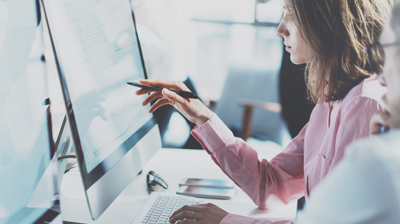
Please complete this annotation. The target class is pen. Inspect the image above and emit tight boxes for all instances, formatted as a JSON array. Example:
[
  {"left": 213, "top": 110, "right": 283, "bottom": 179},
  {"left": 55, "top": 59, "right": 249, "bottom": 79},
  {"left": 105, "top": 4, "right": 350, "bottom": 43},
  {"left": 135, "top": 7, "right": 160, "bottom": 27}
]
[{"left": 127, "top": 82, "right": 199, "bottom": 99}]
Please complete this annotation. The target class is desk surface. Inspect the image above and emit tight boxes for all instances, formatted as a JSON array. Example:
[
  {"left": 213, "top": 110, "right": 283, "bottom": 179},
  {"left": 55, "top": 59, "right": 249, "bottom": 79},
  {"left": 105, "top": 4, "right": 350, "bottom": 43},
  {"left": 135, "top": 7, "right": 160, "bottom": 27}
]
[{"left": 61, "top": 148, "right": 296, "bottom": 223}]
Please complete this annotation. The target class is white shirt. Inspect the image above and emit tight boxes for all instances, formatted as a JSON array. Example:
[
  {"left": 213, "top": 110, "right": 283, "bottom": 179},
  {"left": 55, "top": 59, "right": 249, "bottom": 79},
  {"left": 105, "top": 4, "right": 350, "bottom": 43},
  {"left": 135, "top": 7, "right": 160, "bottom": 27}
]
[{"left": 297, "top": 129, "right": 400, "bottom": 224}]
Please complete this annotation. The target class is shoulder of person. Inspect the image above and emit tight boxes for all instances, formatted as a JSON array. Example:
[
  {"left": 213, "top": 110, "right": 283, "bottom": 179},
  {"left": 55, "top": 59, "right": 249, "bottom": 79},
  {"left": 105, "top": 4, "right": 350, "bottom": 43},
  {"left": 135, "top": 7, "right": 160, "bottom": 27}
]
[
  {"left": 346, "top": 74, "right": 386, "bottom": 103},
  {"left": 345, "top": 130, "right": 400, "bottom": 171},
  {"left": 338, "top": 74, "right": 385, "bottom": 112}
]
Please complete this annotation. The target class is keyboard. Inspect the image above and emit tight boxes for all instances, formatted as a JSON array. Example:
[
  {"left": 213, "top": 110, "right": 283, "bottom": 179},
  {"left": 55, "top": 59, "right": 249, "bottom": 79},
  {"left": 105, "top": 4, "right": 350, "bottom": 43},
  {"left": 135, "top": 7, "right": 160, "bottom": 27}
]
[{"left": 132, "top": 192, "right": 204, "bottom": 224}]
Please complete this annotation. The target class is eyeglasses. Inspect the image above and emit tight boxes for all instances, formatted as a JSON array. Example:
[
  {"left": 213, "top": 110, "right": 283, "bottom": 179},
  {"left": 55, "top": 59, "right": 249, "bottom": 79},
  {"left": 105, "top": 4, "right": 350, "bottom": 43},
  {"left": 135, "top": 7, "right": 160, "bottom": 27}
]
[
  {"left": 365, "top": 41, "right": 400, "bottom": 74},
  {"left": 146, "top": 170, "right": 168, "bottom": 190}
]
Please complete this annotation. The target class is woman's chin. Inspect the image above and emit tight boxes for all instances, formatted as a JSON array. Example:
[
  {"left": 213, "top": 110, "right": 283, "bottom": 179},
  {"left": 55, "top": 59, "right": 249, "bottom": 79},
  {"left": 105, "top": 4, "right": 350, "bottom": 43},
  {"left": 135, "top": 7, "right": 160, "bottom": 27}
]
[{"left": 289, "top": 55, "right": 308, "bottom": 65}]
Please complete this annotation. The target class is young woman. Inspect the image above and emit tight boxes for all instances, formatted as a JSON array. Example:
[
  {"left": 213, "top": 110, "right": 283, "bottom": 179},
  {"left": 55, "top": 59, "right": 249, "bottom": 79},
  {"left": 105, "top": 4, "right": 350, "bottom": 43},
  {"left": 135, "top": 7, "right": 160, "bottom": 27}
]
[{"left": 136, "top": 0, "right": 392, "bottom": 223}]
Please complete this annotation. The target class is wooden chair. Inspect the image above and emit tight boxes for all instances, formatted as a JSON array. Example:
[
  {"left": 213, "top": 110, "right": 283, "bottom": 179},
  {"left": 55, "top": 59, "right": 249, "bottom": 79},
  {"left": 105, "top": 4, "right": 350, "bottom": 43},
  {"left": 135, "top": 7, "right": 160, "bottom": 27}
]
[
  {"left": 238, "top": 99, "right": 281, "bottom": 141},
  {"left": 213, "top": 64, "right": 287, "bottom": 145}
]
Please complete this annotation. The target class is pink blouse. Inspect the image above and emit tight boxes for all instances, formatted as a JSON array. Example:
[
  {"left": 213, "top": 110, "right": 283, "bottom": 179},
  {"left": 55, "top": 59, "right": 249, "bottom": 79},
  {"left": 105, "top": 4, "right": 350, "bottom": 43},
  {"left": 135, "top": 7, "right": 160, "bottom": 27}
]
[{"left": 191, "top": 75, "right": 385, "bottom": 224}]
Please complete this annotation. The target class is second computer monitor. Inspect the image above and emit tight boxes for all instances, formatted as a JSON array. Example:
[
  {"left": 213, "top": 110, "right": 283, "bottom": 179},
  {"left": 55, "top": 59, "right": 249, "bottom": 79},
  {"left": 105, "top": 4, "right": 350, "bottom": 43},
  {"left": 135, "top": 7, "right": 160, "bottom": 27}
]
[
  {"left": 42, "top": 0, "right": 161, "bottom": 220},
  {"left": 0, "top": 0, "right": 61, "bottom": 223}
]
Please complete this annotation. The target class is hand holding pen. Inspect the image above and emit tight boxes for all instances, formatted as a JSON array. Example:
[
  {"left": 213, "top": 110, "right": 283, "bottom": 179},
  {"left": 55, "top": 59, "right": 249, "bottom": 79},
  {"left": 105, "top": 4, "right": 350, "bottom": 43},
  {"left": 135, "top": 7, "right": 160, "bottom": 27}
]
[{"left": 133, "top": 79, "right": 214, "bottom": 126}]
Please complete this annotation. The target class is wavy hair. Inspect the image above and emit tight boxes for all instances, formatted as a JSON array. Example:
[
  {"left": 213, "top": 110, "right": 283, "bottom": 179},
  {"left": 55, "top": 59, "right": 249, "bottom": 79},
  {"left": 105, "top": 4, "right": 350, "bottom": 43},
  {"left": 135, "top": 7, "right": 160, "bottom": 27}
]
[{"left": 285, "top": 0, "right": 393, "bottom": 102}]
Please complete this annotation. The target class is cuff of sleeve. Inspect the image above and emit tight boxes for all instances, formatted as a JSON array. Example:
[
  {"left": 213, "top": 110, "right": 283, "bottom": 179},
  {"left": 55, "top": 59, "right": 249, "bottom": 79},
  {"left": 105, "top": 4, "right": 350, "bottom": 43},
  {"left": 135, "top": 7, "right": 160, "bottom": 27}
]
[
  {"left": 220, "top": 214, "right": 257, "bottom": 224},
  {"left": 191, "top": 115, "right": 236, "bottom": 153}
]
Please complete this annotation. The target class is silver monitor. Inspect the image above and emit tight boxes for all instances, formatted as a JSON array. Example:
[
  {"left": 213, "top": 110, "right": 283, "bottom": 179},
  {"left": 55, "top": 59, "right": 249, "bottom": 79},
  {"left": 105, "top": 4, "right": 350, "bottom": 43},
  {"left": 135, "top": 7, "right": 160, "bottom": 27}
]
[
  {"left": 0, "top": 0, "right": 61, "bottom": 223},
  {"left": 41, "top": 0, "right": 162, "bottom": 220}
]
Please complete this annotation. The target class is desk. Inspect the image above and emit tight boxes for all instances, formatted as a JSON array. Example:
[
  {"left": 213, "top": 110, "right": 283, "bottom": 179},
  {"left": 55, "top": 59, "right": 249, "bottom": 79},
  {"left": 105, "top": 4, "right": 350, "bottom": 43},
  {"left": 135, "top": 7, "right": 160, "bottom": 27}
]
[{"left": 61, "top": 148, "right": 296, "bottom": 223}]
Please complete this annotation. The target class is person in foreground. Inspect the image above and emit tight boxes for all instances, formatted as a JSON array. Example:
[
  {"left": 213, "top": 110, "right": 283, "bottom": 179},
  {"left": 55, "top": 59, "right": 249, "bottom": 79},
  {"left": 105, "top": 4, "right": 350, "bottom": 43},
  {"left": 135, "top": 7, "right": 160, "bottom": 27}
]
[
  {"left": 136, "top": 0, "right": 392, "bottom": 223},
  {"left": 295, "top": 2, "right": 400, "bottom": 222}
]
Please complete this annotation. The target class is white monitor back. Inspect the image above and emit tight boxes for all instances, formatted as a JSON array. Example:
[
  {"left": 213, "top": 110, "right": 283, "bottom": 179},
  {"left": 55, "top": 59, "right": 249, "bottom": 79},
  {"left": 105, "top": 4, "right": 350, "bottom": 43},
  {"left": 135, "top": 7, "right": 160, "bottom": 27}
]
[{"left": 86, "top": 125, "right": 161, "bottom": 219}]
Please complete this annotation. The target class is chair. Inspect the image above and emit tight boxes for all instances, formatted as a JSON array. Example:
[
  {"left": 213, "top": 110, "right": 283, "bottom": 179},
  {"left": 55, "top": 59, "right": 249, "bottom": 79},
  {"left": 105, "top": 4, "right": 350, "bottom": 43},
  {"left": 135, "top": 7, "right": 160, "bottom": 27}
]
[
  {"left": 213, "top": 63, "right": 288, "bottom": 146},
  {"left": 238, "top": 99, "right": 281, "bottom": 141}
]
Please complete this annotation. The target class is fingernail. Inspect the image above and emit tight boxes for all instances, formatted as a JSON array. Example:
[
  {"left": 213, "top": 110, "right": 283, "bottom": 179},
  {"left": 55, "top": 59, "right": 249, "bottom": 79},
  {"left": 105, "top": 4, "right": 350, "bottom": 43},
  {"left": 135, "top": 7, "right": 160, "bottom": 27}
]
[{"left": 163, "top": 88, "right": 170, "bottom": 96}]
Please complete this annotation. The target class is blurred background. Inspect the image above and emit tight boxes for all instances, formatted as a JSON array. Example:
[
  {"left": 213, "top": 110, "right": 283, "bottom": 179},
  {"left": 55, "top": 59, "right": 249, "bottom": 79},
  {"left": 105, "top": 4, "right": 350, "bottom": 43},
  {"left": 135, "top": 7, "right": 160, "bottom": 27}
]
[{"left": 44, "top": 0, "right": 313, "bottom": 152}]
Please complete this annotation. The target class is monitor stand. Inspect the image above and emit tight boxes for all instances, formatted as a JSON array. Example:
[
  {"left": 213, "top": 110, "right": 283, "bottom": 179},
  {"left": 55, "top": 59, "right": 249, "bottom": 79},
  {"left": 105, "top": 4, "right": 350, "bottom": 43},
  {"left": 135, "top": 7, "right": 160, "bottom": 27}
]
[
  {"left": 59, "top": 164, "right": 148, "bottom": 223},
  {"left": 55, "top": 116, "right": 151, "bottom": 223},
  {"left": 55, "top": 116, "right": 74, "bottom": 188},
  {"left": 55, "top": 115, "right": 163, "bottom": 223}
]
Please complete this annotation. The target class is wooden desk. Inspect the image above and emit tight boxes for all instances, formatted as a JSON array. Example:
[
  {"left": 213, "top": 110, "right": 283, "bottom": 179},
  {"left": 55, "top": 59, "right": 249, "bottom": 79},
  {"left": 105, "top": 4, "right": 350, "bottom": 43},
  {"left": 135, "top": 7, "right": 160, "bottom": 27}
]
[{"left": 61, "top": 148, "right": 296, "bottom": 223}]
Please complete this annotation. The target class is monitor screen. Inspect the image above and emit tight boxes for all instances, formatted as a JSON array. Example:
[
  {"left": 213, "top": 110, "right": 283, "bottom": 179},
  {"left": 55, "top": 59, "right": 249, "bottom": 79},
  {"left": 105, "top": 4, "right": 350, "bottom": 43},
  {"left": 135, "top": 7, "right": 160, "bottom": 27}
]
[
  {"left": 43, "top": 0, "right": 156, "bottom": 190},
  {"left": 0, "top": 0, "right": 59, "bottom": 223}
]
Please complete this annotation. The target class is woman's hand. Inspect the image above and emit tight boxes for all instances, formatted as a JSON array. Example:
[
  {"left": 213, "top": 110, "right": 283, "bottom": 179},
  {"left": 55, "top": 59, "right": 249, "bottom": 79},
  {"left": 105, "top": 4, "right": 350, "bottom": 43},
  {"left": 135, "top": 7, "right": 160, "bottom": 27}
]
[
  {"left": 136, "top": 79, "right": 214, "bottom": 126},
  {"left": 370, "top": 110, "right": 391, "bottom": 135},
  {"left": 169, "top": 203, "right": 229, "bottom": 224}
]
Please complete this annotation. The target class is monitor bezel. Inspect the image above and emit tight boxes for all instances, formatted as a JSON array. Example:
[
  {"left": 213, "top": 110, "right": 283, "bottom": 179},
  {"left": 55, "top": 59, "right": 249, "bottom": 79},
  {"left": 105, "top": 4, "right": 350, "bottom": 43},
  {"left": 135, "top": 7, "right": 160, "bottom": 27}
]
[{"left": 41, "top": 0, "right": 157, "bottom": 191}]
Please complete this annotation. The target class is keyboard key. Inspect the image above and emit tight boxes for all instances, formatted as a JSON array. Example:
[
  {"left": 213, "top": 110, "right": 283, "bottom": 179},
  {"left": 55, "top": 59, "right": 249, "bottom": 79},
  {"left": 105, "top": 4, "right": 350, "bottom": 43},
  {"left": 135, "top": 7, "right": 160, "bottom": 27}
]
[{"left": 141, "top": 195, "right": 202, "bottom": 223}]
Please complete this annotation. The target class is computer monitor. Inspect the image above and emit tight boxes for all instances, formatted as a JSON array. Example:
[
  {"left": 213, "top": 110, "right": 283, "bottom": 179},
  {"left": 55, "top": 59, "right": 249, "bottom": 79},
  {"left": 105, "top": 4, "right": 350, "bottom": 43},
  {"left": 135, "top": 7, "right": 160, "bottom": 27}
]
[
  {"left": 41, "top": 0, "right": 162, "bottom": 220},
  {"left": 0, "top": 0, "right": 61, "bottom": 223}
]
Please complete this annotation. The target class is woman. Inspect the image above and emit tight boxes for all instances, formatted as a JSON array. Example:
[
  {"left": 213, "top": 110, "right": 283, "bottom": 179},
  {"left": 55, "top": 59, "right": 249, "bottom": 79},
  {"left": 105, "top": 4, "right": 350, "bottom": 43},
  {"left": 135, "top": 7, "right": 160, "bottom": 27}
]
[{"left": 137, "top": 0, "right": 392, "bottom": 223}]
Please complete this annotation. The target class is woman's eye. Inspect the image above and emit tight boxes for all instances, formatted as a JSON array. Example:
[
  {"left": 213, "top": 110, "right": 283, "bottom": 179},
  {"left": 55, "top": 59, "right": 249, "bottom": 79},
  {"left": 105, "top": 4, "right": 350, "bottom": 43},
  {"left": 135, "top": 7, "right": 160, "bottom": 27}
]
[{"left": 283, "top": 13, "right": 293, "bottom": 20}]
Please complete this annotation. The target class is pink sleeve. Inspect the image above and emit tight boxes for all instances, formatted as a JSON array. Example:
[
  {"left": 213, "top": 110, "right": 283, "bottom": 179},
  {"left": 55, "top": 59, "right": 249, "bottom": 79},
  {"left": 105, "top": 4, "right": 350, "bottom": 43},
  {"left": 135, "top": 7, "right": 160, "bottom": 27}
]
[
  {"left": 221, "top": 214, "right": 294, "bottom": 224},
  {"left": 330, "top": 97, "right": 383, "bottom": 169},
  {"left": 192, "top": 115, "right": 305, "bottom": 209}
]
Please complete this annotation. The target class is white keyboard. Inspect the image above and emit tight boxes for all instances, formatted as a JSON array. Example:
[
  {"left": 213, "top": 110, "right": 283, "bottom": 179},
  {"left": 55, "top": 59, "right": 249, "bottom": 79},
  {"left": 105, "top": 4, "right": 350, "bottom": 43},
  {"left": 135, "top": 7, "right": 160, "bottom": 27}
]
[{"left": 133, "top": 193, "right": 204, "bottom": 224}]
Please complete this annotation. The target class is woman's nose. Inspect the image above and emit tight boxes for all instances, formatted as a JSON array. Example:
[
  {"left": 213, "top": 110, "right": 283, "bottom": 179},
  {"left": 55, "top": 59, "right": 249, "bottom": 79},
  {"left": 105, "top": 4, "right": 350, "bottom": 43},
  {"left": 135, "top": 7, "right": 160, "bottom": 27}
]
[{"left": 276, "top": 21, "right": 289, "bottom": 38}]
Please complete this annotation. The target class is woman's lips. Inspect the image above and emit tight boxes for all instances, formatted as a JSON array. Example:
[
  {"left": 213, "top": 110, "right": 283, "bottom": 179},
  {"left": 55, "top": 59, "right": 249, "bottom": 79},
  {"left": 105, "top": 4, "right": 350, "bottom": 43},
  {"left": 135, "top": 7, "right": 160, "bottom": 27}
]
[{"left": 284, "top": 42, "right": 292, "bottom": 51}]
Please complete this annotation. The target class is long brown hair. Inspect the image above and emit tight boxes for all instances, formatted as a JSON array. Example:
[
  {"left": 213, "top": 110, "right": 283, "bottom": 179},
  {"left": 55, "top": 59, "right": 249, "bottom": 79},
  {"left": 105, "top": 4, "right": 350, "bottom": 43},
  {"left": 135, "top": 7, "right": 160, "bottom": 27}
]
[{"left": 286, "top": 0, "right": 393, "bottom": 102}]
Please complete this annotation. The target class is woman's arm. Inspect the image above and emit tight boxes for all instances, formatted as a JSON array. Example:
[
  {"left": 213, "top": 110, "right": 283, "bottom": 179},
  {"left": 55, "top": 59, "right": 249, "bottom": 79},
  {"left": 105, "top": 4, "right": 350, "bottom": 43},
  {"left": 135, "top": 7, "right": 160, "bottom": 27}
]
[
  {"left": 138, "top": 79, "right": 305, "bottom": 208},
  {"left": 192, "top": 115, "right": 306, "bottom": 209}
]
